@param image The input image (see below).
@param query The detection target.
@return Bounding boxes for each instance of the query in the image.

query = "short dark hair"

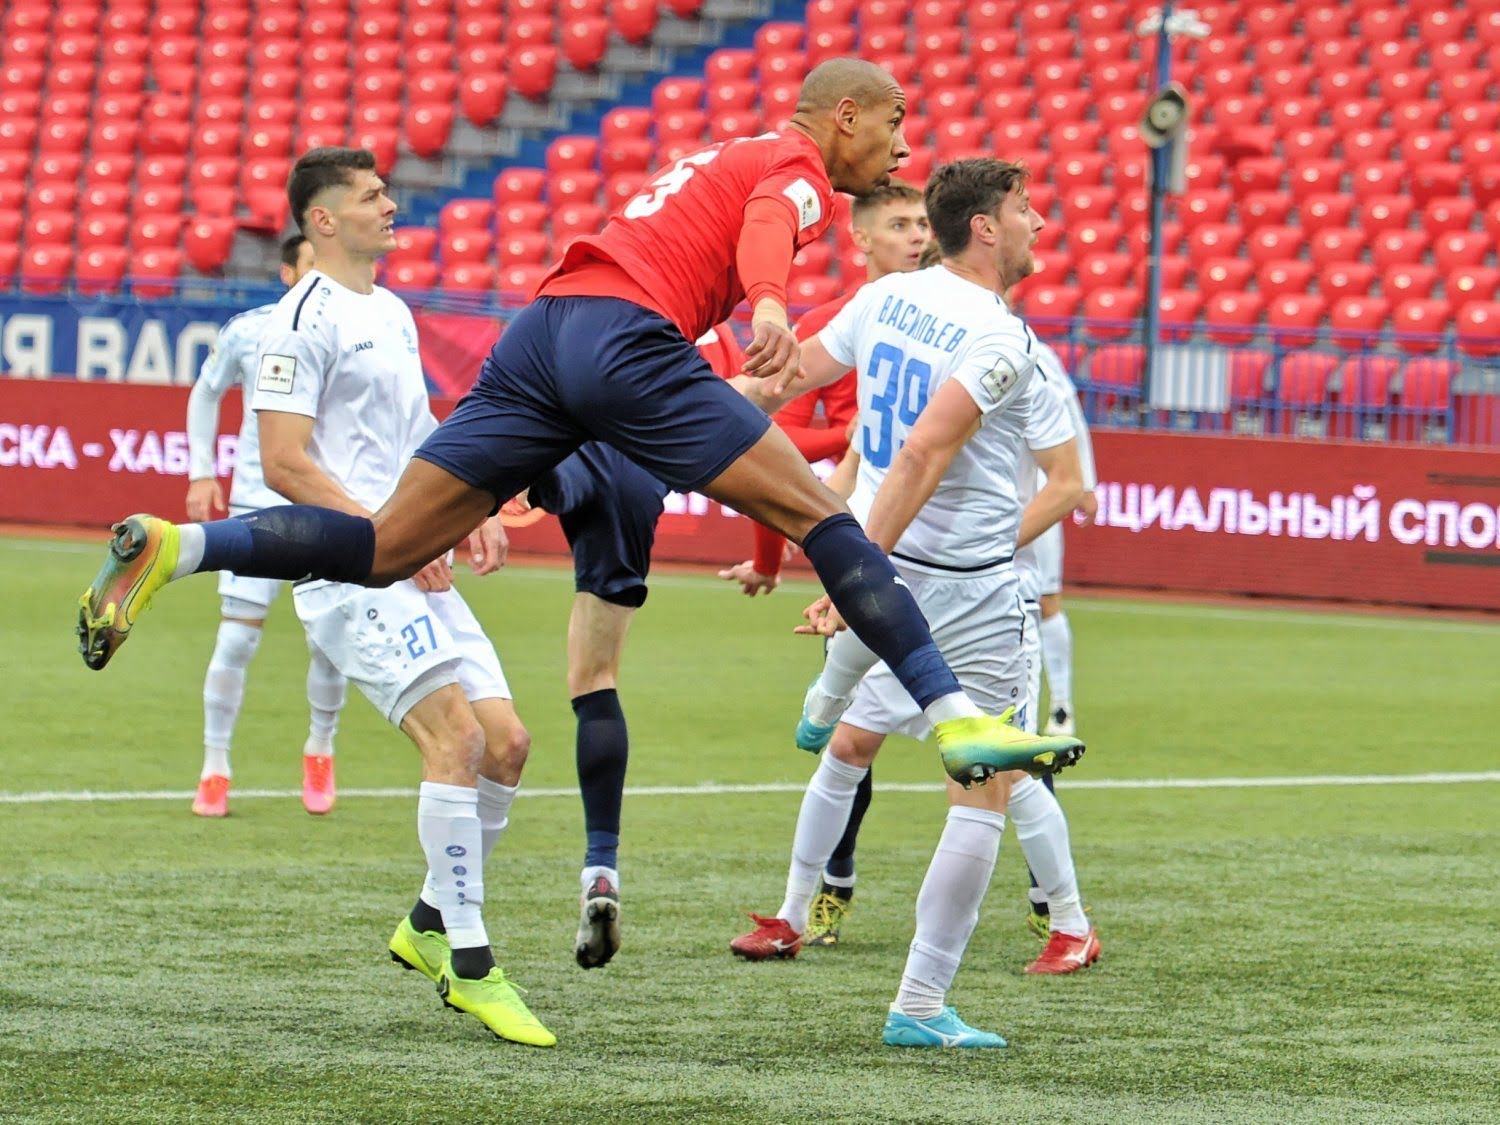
[923,159,1030,257]
[851,179,924,224]
[287,147,377,236]
[279,234,308,267]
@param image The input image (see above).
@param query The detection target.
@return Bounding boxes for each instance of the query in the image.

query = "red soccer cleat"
[302,754,336,815]
[192,774,230,818]
[729,913,802,960]
[1024,927,1101,975]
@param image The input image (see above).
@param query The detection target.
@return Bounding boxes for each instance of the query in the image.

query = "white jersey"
[186,304,286,511]
[819,264,1074,572]
[1016,341,1094,602]
[248,270,433,511]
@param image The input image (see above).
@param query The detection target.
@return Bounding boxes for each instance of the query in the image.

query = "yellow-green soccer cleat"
[1026,904,1051,941]
[935,709,1085,789]
[804,890,854,948]
[76,514,180,670]
[437,961,556,1048]
[389,917,450,983]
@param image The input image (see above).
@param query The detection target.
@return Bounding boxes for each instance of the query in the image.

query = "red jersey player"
[718,181,931,594]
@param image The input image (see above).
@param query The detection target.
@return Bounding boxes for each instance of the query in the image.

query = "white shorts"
[217,570,283,618]
[843,564,1029,741]
[1023,604,1041,734]
[1034,522,1064,597]
[293,579,510,726]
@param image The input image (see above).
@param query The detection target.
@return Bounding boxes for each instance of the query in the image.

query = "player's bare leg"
[366,459,500,585]
[566,592,634,968]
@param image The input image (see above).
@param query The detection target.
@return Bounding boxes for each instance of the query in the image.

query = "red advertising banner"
[7,379,1497,611]
[1067,430,1500,611]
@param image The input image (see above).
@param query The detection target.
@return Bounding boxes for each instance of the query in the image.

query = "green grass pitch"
[2,532,1498,1123]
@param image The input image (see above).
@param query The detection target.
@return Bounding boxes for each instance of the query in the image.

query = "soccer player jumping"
[78,58,1084,791]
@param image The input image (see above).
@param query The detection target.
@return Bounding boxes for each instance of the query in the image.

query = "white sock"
[1040,611,1073,712]
[894,806,1004,1018]
[172,523,207,580]
[416,781,487,950]
[201,619,261,780]
[304,649,346,754]
[424,774,518,911]
[777,752,868,932]
[822,871,855,890]
[581,865,619,892]
[811,629,881,709]
[1008,775,1088,937]
[922,691,983,726]
[476,774,518,860]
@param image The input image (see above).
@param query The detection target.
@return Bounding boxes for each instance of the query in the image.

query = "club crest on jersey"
[256,353,296,394]
[782,178,823,231]
[979,359,1021,404]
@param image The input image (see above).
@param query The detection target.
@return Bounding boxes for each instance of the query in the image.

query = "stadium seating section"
[4,0,1500,437]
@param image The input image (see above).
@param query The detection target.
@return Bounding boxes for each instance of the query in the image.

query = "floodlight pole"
[1136,5,1208,411]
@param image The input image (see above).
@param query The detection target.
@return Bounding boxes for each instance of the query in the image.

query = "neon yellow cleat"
[389,917,450,983]
[437,961,556,1048]
[804,890,854,948]
[77,515,180,670]
[935,710,1085,789]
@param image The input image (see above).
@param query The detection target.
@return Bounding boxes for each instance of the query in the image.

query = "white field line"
[2,772,1498,805]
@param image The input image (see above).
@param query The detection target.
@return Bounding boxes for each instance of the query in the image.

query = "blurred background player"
[731,161,1092,1046]
[507,323,743,971]
[183,234,348,819]
[1029,338,1097,738]
[247,148,547,1047]
[720,180,930,949]
[1011,331,1098,940]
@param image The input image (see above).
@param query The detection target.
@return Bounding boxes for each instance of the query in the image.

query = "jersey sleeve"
[249,314,334,419]
[948,323,1039,417]
[185,321,245,479]
[816,287,870,369]
[745,147,833,240]
[1026,369,1077,452]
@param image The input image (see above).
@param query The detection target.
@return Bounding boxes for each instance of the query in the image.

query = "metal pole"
[1143,1,1174,419]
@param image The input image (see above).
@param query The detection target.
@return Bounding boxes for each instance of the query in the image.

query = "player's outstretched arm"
[862,380,982,552]
[1016,438,1085,549]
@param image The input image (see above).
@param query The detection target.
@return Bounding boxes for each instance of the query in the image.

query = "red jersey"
[539,131,836,343]
[695,322,746,379]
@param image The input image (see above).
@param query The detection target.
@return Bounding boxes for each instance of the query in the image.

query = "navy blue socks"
[800,513,961,710]
[573,688,628,869]
[197,506,376,584]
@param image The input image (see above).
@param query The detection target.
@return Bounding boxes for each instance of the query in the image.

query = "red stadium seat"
[601,108,653,142]
[1421,196,1477,239]
[1385,264,1439,303]
[132,247,184,300]
[1158,289,1204,341]
[20,244,73,294]
[498,232,550,266]
[440,199,494,238]
[547,136,599,174]
[1258,259,1315,302]
[1432,232,1488,272]
[1451,267,1500,304]
[1194,257,1250,302]
[495,168,546,206]
[1320,261,1376,301]
[1329,296,1390,350]
[1281,126,1337,162]
[562,18,611,71]
[1200,291,1260,343]
[511,46,558,101]
[441,230,493,265]
[1457,302,1500,357]
[653,78,704,115]
[1411,163,1464,207]
[184,217,237,274]
[611,0,659,45]
[405,103,456,160]
[600,139,653,176]
[77,213,128,249]
[552,203,605,243]
[1308,226,1368,269]
[1077,253,1134,292]
[1238,191,1293,232]
[442,263,498,291]
[549,171,602,206]
[390,227,440,264]
[1082,288,1142,341]
[75,246,130,295]
[387,261,441,289]
[1087,343,1146,396]
[1370,229,1430,271]
[1247,225,1305,269]
[1392,299,1452,353]
[1020,283,1083,324]
[1267,294,1325,347]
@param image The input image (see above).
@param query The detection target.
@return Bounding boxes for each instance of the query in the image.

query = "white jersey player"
[184,234,349,819]
[730,160,1096,1049]
[246,147,551,1048]
[1024,341,1097,737]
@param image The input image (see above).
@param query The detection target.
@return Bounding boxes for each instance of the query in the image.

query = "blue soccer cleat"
[795,677,853,753]
[882,1005,1008,1049]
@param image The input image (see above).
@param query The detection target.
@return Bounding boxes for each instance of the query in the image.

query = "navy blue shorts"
[415,296,771,506]
[529,442,669,609]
